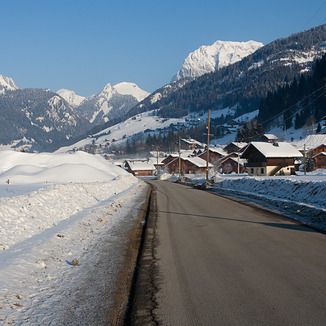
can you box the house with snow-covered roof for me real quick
[162,155,213,175]
[198,146,227,165]
[259,134,279,143]
[125,159,155,177]
[294,135,326,151]
[224,142,248,154]
[241,142,303,176]
[219,156,247,174]
[312,152,326,169]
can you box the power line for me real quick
[259,83,326,126]
[302,0,326,30]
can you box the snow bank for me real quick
[214,176,326,209]
[0,150,145,324]
[212,174,326,231]
[168,171,326,231]
[0,150,125,185]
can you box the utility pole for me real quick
[304,144,306,175]
[156,146,159,179]
[178,136,181,181]
[206,110,211,181]
[237,152,240,174]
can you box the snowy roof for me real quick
[185,156,213,168]
[167,150,196,159]
[262,133,278,140]
[313,152,326,158]
[208,147,227,156]
[243,142,303,158]
[126,160,155,171]
[220,156,247,165]
[307,143,326,153]
[149,157,165,165]
[181,138,204,147]
[293,135,326,150]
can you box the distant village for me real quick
[76,114,326,179]
[108,132,326,179]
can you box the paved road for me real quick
[127,180,326,326]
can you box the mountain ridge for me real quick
[172,40,264,82]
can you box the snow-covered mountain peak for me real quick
[172,40,264,82]
[113,82,150,101]
[0,75,19,92]
[57,89,85,107]
[98,83,115,99]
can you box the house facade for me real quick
[125,159,155,176]
[219,156,247,174]
[313,152,326,169]
[224,142,248,154]
[162,155,213,174]
[241,142,303,176]
[307,144,326,157]
[198,147,227,165]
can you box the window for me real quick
[251,168,254,174]
[261,168,264,174]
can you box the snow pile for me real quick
[0,150,125,185]
[0,150,146,324]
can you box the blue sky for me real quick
[1,0,326,96]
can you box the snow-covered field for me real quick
[166,170,326,231]
[0,151,147,325]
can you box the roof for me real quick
[228,142,248,148]
[262,133,278,140]
[126,159,155,171]
[220,156,247,165]
[313,152,326,158]
[307,143,326,153]
[293,135,326,150]
[242,142,303,158]
[185,156,213,168]
[181,138,205,147]
[208,147,227,156]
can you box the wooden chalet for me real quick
[198,147,227,165]
[259,134,279,143]
[162,155,213,174]
[241,142,303,176]
[307,144,326,157]
[181,138,204,150]
[313,152,326,169]
[224,142,248,154]
[125,159,156,177]
[219,156,247,174]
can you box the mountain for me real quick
[0,87,91,151]
[75,82,150,125]
[130,25,326,123]
[57,89,86,107]
[171,40,264,82]
[0,75,19,94]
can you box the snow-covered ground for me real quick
[164,170,326,231]
[0,151,147,325]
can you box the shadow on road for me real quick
[154,209,317,233]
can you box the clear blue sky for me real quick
[1,0,326,96]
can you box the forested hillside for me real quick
[129,24,326,121]
[258,53,326,131]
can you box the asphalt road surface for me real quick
[127,180,326,326]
